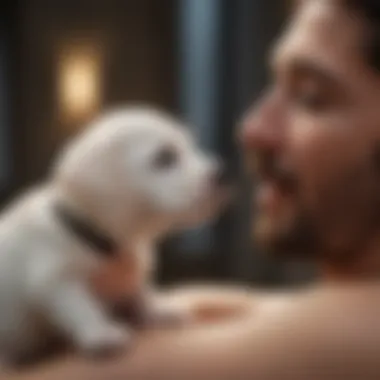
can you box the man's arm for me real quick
[3,286,379,380]
[100,297,379,380]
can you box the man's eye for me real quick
[296,89,327,110]
[293,81,329,112]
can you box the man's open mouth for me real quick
[252,152,298,196]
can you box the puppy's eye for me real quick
[153,146,178,169]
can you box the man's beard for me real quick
[251,145,380,264]
[253,200,322,259]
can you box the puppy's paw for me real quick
[77,323,132,358]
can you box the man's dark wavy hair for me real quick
[292,1,380,70]
[344,0,380,70]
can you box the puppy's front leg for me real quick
[113,243,192,328]
[40,279,131,356]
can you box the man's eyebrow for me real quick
[290,58,343,85]
[271,53,344,88]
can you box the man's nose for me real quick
[238,94,284,152]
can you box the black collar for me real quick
[54,202,118,259]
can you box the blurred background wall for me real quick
[0,0,314,288]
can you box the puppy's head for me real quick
[54,106,230,239]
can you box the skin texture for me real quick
[7,0,380,379]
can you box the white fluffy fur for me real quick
[0,106,228,363]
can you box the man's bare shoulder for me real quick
[254,283,380,344]
[246,283,380,379]
[3,284,380,380]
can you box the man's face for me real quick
[239,0,380,261]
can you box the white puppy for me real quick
[0,106,229,364]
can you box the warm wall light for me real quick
[58,43,103,124]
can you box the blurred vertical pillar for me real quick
[177,0,223,255]
[216,0,314,285]
[176,0,312,284]
[215,0,288,284]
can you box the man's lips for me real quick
[249,153,296,193]
[255,180,287,213]
[255,168,298,197]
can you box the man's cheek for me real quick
[291,129,361,204]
